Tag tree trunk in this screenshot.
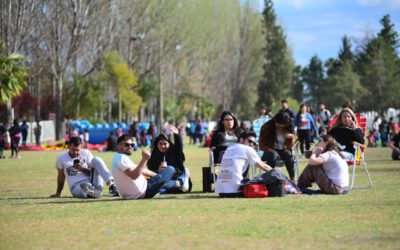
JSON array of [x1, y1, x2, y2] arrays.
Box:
[[55, 76, 63, 140]]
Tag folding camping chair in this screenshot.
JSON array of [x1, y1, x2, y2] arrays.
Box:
[[330, 113, 372, 189], [202, 148, 219, 192]]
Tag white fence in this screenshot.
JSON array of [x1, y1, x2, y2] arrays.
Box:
[[25, 120, 56, 145]]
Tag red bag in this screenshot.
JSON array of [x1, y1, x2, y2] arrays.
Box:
[[242, 183, 268, 198]]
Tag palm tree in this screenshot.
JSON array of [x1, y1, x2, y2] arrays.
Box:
[[0, 49, 27, 123]]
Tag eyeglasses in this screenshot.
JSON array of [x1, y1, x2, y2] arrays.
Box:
[[247, 139, 257, 146], [122, 143, 135, 148]]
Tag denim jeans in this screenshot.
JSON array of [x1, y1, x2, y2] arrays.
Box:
[[144, 166, 175, 198], [161, 166, 187, 190]]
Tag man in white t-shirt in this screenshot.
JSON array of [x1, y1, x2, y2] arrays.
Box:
[[297, 135, 349, 194], [112, 134, 175, 199], [215, 131, 272, 198], [50, 136, 119, 198]]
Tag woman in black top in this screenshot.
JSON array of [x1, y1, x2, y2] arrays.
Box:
[[147, 124, 190, 193], [9, 118, 22, 159], [328, 108, 365, 160], [209, 111, 242, 164]]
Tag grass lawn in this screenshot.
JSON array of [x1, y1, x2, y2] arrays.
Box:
[[0, 145, 399, 249]]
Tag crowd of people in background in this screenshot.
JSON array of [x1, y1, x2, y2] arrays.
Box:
[[1, 100, 399, 163]]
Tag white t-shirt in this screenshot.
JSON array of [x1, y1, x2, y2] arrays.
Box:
[[320, 151, 349, 188], [56, 149, 93, 190], [215, 143, 261, 194], [112, 153, 147, 199]]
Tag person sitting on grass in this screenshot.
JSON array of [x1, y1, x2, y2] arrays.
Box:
[[147, 124, 191, 193], [111, 134, 175, 199], [297, 135, 349, 195], [388, 128, 400, 160], [50, 136, 119, 198], [215, 131, 272, 198]]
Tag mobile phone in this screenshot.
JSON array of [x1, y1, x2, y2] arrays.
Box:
[[73, 159, 80, 164]]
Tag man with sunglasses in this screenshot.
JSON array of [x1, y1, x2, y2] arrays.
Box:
[[50, 136, 119, 198], [112, 134, 175, 199], [215, 131, 272, 198]]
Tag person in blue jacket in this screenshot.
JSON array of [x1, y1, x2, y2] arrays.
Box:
[[294, 104, 318, 155]]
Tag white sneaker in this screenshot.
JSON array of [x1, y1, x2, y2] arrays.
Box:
[[180, 168, 190, 192], [80, 183, 102, 198]]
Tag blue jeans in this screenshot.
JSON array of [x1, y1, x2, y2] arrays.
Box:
[[161, 166, 186, 190], [144, 166, 175, 198]]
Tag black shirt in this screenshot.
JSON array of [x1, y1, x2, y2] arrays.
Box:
[[328, 126, 365, 154]]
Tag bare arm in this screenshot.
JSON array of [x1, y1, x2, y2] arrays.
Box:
[[50, 168, 65, 197], [307, 146, 325, 166], [255, 161, 272, 172], [142, 168, 157, 178], [124, 150, 151, 180]]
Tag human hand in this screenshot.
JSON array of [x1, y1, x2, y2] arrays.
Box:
[[159, 161, 167, 171], [348, 120, 356, 129], [73, 162, 84, 172], [166, 124, 179, 135], [142, 150, 151, 160]]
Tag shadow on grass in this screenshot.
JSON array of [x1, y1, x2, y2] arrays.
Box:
[[1, 192, 220, 205]]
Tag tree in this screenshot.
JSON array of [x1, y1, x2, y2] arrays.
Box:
[[291, 65, 303, 103], [103, 50, 142, 122], [323, 61, 365, 109], [0, 52, 27, 123], [257, 0, 293, 108], [37, 1, 93, 140], [301, 55, 324, 106], [355, 14, 400, 112]]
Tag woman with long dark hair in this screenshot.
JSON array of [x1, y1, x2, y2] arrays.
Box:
[[297, 135, 349, 194], [259, 112, 296, 180], [209, 111, 242, 164], [147, 124, 190, 193]]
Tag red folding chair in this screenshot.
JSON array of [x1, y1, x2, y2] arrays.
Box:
[[330, 113, 372, 189]]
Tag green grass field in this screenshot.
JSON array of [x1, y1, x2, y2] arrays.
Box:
[[0, 145, 399, 249]]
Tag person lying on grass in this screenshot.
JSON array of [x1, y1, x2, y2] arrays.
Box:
[[215, 131, 272, 198], [50, 136, 119, 198], [111, 134, 175, 199], [297, 135, 349, 195]]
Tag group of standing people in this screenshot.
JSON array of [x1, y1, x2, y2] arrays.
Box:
[[0, 118, 42, 159]]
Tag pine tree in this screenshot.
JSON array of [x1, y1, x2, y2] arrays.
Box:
[[301, 55, 324, 106], [355, 14, 400, 112], [257, 0, 292, 108]]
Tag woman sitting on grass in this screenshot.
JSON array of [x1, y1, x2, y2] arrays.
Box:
[[297, 135, 349, 195], [147, 124, 191, 193]]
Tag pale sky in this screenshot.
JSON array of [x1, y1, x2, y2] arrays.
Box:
[[258, 0, 400, 66]]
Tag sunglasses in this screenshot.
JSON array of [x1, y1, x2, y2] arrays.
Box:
[[122, 143, 135, 148], [247, 139, 257, 146]]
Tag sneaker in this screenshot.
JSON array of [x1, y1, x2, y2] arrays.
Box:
[[80, 183, 102, 198], [180, 168, 190, 192], [108, 184, 120, 197]]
